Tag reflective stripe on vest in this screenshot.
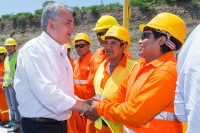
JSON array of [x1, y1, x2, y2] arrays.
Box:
[[124, 126, 136, 133], [4, 79, 14, 83], [74, 79, 87, 85], [4, 71, 14, 75], [1, 110, 9, 114], [0, 76, 3, 85], [3, 52, 17, 87], [94, 59, 137, 133], [125, 111, 179, 133], [96, 94, 105, 100], [154, 111, 179, 121]]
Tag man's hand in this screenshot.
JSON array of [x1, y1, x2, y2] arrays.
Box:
[[84, 97, 100, 105], [83, 100, 100, 121], [71, 100, 91, 114]]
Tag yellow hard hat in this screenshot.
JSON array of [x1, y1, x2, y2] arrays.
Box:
[[4, 38, 17, 46], [72, 33, 92, 46], [0, 46, 8, 54], [102, 25, 130, 50], [139, 12, 186, 44], [92, 15, 119, 31], [65, 43, 72, 49]]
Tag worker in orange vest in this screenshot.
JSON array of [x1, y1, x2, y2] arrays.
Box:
[[75, 15, 133, 99], [67, 33, 93, 133], [74, 15, 133, 133], [0, 46, 9, 126], [89, 15, 132, 79], [65, 43, 75, 70], [85, 12, 186, 133], [75, 26, 137, 133]]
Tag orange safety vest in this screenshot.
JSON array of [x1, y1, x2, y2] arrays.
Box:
[[74, 51, 93, 84], [126, 53, 182, 133], [90, 47, 107, 76], [94, 58, 137, 133], [69, 57, 75, 70], [96, 52, 182, 133], [89, 47, 132, 77], [0, 62, 9, 121], [68, 51, 93, 133]]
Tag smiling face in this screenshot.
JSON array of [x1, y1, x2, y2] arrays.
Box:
[[138, 30, 164, 62], [47, 8, 75, 45], [104, 38, 126, 62]]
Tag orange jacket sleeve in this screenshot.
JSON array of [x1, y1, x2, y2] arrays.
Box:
[[74, 84, 95, 100], [97, 70, 177, 127]]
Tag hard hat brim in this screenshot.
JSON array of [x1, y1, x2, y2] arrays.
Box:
[[139, 24, 146, 31], [72, 40, 76, 45]]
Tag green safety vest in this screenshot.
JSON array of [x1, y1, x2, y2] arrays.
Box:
[[3, 52, 18, 87], [94, 59, 137, 133]]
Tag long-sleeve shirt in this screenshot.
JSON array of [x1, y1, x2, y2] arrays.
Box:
[[74, 48, 133, 99], [175, 24, 200, 133], [74, 51, 93, 84], [97, 51, 180, 132], [14, 31, 76, 121], [74, 47, 106, 99], [74, 55, 129, 99]]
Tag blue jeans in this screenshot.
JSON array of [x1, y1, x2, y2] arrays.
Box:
[[4, 85, 20, 125]]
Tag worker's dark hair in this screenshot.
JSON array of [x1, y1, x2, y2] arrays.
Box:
[[105, 36, 128, 47], [144, 27, 182, 53]]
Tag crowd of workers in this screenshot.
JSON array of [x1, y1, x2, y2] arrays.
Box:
[[0, 2, 199, 133]]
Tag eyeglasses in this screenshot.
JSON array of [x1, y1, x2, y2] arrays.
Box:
[[0, 53, 5, 56], [96, 32, 107, 37], [141, 32, 154, 40], [75, 43, 87, 49]]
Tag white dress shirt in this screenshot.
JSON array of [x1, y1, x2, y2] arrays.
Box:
[[14, 32, 76, 121], [175, 24, 200, 133]]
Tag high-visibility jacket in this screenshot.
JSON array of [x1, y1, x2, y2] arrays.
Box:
[[75, 55, 137, 133], [97, 51, 182, 133], [89, 47, 132, 79], [124, 50, 133, 60], [74, 47, 133, 100], [69, 57, 75, 70], [74, 51, 93, 85], [67, 51, 93, 133], [3, 52, 17, 87], [93, 57, 137, 133], [0, 62, 9, 121]]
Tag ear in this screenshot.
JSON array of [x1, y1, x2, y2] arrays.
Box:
[[87, 44, 91, 49], [48, 19, 55, 30], [157, 36, 167, 46], [122, 43, 127, 51]]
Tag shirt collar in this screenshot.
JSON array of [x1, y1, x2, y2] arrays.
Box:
[[104, 54, 127, 68], [41, 31, 62, 54], [140, 51, 175, 68]]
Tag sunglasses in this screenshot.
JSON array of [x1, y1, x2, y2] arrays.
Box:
[[96, 32, 106, 36], [141, 32, 154, 40], [75, 43, 87, 49]]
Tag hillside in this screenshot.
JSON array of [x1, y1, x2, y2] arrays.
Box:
[[0, 1, 200, 59]]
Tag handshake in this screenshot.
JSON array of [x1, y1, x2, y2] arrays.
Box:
[[72, 98, 100, 121]]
